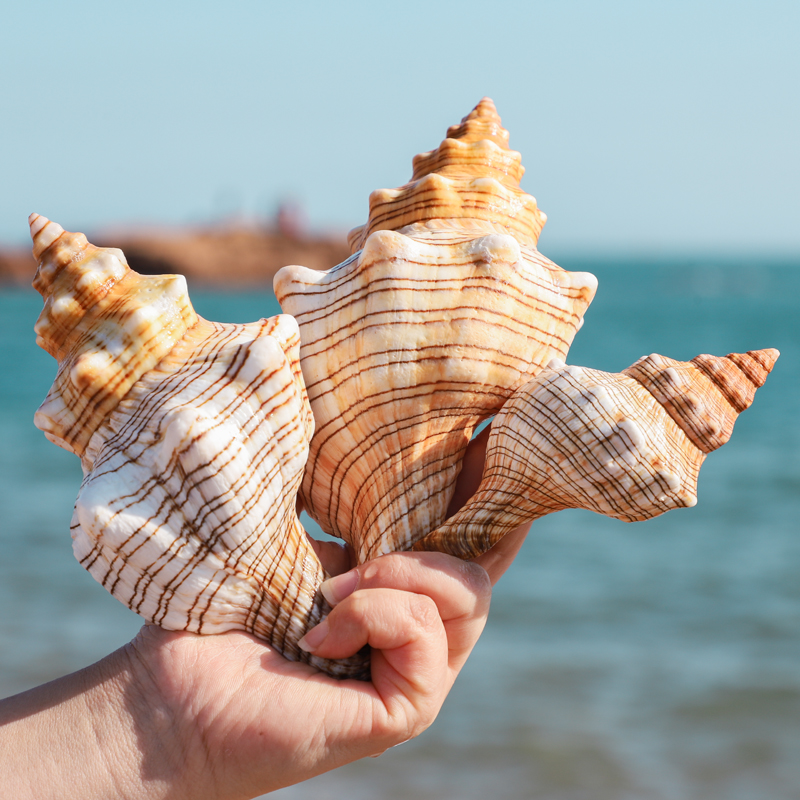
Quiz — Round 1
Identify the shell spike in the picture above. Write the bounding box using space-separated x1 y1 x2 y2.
30 214 96 302
745 347 780 380
702 348 779 394
445 96 509 147
748 347 780 376
29 213 67 261
31 220 200 456
473 96 499 116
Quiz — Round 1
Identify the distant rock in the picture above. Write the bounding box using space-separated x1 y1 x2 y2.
0 225 351 288
0 248 35 284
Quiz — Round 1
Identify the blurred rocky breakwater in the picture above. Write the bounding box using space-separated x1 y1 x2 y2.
0 223 350 287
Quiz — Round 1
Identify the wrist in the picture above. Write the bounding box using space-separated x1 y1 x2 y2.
115 633 210 800
0 637 196 800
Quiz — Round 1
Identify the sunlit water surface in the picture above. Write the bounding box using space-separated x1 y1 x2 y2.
1 257 798 799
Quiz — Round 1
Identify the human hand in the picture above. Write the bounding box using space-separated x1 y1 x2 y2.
0 425 529 800
115 424 528 799
0 548 501 800
118 549 492 798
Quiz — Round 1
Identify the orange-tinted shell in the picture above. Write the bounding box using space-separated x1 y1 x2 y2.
31 216 367 678
347 98 547 253
30 214 198 457
277 99 597 562
624 350 778 453
277 228 596 561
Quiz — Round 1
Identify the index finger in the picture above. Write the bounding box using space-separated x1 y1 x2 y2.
320 551 492 673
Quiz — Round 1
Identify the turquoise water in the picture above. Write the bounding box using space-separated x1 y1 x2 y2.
1 258 799 799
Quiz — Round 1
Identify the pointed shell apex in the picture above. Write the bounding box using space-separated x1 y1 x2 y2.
31 222 201 456
29 213 67 262
413 361 708 559
446 97 509 147
347 98 546 254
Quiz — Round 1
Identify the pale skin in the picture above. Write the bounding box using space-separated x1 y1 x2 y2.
0 428 529 799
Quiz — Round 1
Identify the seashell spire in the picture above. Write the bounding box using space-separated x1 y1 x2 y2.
415 348 779 559
30 214 199 457
346 98 547 253
624 349 780 453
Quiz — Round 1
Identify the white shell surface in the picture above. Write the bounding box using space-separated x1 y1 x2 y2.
70 314 344 668
276 222 596 561
417 362 705 559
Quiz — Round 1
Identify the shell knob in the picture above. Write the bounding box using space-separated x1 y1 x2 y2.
624 349 780 453
347 98 547 253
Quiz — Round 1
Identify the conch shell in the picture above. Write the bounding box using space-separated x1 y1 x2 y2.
30 213 366 677
415 349 779 559
30 98 779 679
275 98 597 562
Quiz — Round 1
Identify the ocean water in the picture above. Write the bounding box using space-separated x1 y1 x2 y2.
1 257 798 799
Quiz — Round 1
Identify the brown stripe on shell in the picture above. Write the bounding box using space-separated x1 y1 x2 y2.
726 348 779 386
34 218 367 678
346 98 546 253
277 207 595 561
31 218 200 457
624 349 779 454
415 363 707 560
445 97 510 146
70 315 365 677
349 182 546 253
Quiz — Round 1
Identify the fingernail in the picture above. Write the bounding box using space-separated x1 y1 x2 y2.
320 569 359 606
297 619 329 653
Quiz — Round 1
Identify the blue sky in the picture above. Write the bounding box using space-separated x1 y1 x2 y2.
1 0 798 255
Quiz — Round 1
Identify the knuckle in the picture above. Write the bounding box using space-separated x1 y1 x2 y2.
405 700 439 740
406 593 440 630
376 702 436 745
360 552 407 586
457 559 491 597
345 590 372 619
